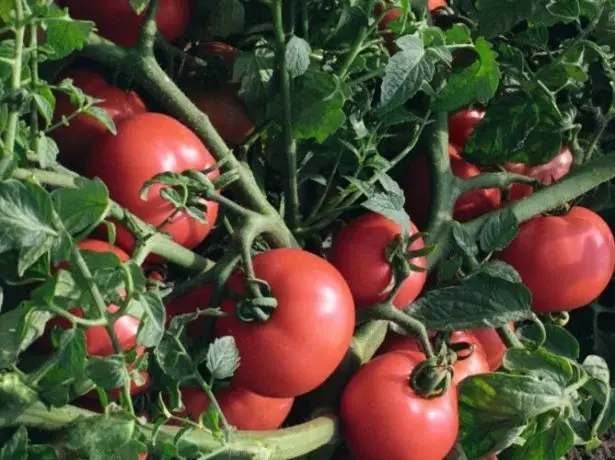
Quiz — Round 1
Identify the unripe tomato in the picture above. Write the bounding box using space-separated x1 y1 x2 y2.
51 68 147 171
188 84 255 147
449 109 485 148
64 0 192 48
498 207 615 312
83 113 219 252
378 331 490 385
215 248 355 398
341 350 459 460
503 146 573 201
172 386 293 431
328 212 427 309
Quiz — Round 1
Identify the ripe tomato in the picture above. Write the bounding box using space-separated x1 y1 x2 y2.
51 69 147 171
498 207 615 312
403 144 501 228
341 350 459 460
377 331 490 385
374 3 400 54
64 0 191 48
449 109 485 148
195 42 239 69
328 212 427 309
428 0 448 10
83 113 219 252
164 285 214 339
172 386 293 430
470 327 509 371
188 84 255 147
215 248 355 398
503 146 573 201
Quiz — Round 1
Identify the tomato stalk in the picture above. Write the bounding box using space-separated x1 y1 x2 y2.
456 171 542 196
496 323 523 349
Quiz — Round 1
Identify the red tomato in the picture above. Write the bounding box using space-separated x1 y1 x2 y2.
503 146 573 201
64 0 192 48
428 0 448 10
341 350 459 460
374 3 400 54
498 207 615 313
83 113 220 252
51 69 147 171
470 327 508 371
378 331 490 385
215 249 355 398
328 212 427 309
403 144 501 228
172 386 293 431
188 84 255 147
195 42 239 69
449 109 485 148
164 285 214 338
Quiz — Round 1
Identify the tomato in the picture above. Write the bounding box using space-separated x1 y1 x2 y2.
215 248 355 398
164 285 214 339
188 84 255 147
374 3 400 54
378 331 490 385
51 69 147 171
470 327 509 371
503 146 573 201
403 144 501 228
428 0 448 10
328 212 427 309
83 113 220 252
498 207 615 313
64 0 192 48
340 350 459 460
195 42 239 69
449 109 485 148
172 386 294 431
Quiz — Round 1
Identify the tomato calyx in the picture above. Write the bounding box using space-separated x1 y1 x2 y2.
383 232 433 299
409 356 454 399
235 277 279 322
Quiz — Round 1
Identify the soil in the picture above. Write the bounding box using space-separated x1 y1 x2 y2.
566 427 615 459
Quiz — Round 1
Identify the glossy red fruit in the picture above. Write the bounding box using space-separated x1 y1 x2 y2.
328 212 427 309
51 69 147 171
189 85 255 147
83 113 219 252
173 386 294 431
503 146 573 201
428 0 448 10
64 0 192 48
378 331 490 385
403 144 501 228
471 327 509 371
341 350 459 460
449 109 485 148
498 207 615 313
215 248 355 398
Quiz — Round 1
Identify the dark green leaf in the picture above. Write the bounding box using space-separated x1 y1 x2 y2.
19 235 56 277
206 0 245 38
57 328 87 375
475 260 522 283
0 373 39 426
0 306 51 368
517 324 580 360
502 347 574 387
45 11 94 60
0 425 28 460
86 355 127 389
437 254 463 282
452 222 478 257
136 291 165 348
362 192 410 234
286 36 311 78
479 208 519 252
27 445 58 460
503 419 575 460
206 336 240 380
407 274 532 330
155 334 194 381
233 45 275 105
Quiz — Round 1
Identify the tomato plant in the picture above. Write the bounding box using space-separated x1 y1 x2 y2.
341 350 459 460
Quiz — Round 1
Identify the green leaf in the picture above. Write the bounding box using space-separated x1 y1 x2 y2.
27 445 58 460
452 222 478 257
37 135 59 169
503 419 575 460
0 180 58 253
136 291 165 348
233 45 275 105
435 38 500 112
129 0 150 14
45 10 94 60
201 403 223 439
445 24 473 44
33 86 56 127
475 260 522 283
479 208 519 252
18 235 56 277
380 35 435 111
57 328 87 375
86 355 127 390
362 192 410 234
0 306 51 368
0 426 28 460
52 178 111 237
155 334 195 381
517 324 580 360
0 373 39 426
286 36 311 78
32 270 82 311
583 355 610 383
407 274 533 330
502 347 575 387
83 106 116 135
206 336 240 381
206 0 245 38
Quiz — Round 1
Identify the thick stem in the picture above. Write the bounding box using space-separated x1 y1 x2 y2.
456 172 540 195
136 0 159 54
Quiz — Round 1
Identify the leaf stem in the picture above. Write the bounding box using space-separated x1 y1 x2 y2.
497 324 523 349
337 27 367 79
456 172 541 195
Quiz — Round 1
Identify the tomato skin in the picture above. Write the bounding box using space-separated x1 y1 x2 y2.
51 69 147 171
64 0 191 48
83 113 219 251
503 146 573 201
172 386 294 430
195 42 239 69
428 0 448 10
341 350 459 460
470 327 508 371
403 144 500 228
378 331 490 385
188 85 255 147
498 207 615 312
328 212 427 309
215 248 355 398
449 109 485 148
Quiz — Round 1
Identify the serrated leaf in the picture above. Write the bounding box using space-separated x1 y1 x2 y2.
206 0 245 38
52 178 111 237
136 291 165 348
45 11 94 60
0 425 28 460
86 355 127 389
286 36 311 78
362 192 410 233
479 208 519 252
37 135 59 168
206 336 240 380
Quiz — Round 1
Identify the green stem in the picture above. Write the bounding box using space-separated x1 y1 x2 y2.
337 27 367 78
46 305 108 328
497 324 523 349
300 0 309 38
272 0 300 230
136 0 159 54
206 191 257 220
29 22 41 157
456 171 540 195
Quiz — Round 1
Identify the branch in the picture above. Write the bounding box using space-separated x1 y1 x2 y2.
136 0 159 54
456 171 540 194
